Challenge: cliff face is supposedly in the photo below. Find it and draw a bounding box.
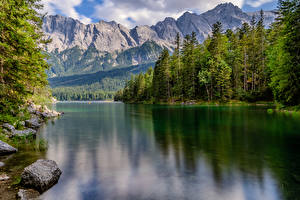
[43,15,169,53]
[152,3,276,43]
[43,3,276,77]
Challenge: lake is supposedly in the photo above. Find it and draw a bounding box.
[35,102,300,199]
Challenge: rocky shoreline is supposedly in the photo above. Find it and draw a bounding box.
[1,103,62,139]
[0,103,63,199]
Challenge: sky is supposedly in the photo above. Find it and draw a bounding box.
[41,0,278,27]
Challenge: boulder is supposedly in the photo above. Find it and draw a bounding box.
[2,123,15,132]
[0,162,4,167]
[21,159,62,193]
[13,129,37,138]
[0,174,9,181]
[17,189,40,200]
[27,103,42,114]
[0,140,17,155]
[25,118,41,129]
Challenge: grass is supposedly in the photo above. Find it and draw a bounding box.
[0,131,48,152]
[11,176,21,186]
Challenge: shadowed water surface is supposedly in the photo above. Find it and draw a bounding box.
[37,102,300,200]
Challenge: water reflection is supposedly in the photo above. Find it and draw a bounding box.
[39,103,300,200]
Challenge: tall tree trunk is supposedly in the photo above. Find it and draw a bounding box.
[0,59,4,84]
[243,47,247,91]
[210,79,213,101]
[261,36,265,87]
[252,72,254,91]
[205,84,210,101]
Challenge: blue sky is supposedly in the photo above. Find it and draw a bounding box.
[42,0,278,27]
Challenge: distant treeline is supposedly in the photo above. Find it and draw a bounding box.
[115,0,300,108]
[52,84,115,101]
[49,64,155,101]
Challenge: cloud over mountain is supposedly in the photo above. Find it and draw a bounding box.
[41,0,276,27]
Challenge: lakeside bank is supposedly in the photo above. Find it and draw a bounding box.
[0,102,62,199]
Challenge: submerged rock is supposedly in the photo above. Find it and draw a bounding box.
[17,189,40,200]
[0,140,17,155]
[21,159,62,193]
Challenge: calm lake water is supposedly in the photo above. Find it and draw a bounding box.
[35,102,300,200]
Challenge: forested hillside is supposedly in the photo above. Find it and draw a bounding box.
[50,63,154,100]
[116,0,300,109]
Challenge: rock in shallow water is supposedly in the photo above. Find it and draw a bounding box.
[21,159,62,193]
[0,140,17,155]
[17,189,40,200]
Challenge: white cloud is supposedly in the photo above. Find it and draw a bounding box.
[41,0,92,24]
[246,0,274,7]
[40,0,274,27]
[93,0,246,28]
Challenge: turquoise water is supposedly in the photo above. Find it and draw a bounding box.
[38,102,300,200]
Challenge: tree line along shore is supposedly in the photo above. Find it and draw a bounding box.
[115,0,300,112]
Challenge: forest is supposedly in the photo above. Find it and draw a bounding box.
[115,0,300,108]
[52,83,115,101]
[0,0,51,123]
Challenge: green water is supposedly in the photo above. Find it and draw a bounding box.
[9,102,300,200]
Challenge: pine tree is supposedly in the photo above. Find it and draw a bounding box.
[153,49,170,102]
[225,29,243,95]
[0,0,50,120]
[170,33,182,98]
[268,0,300,106]
[239,23,251,92]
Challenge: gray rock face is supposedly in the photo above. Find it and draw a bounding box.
[17,189,40,200]
[153,3,277,43]
[0,140,17,155]
[25,118,41,129]
[2,123,36,138]
[43,15,169,53]
[2,123,15,132]
[13,129,37,138]
[21,159,62,193]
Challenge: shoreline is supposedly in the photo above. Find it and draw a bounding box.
[121,100,275,106]
[0,102,62,199]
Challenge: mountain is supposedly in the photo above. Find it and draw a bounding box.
[152,3,276,43]
[44,3,276,88]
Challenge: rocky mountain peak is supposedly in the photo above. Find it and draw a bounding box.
[43,3,277,77]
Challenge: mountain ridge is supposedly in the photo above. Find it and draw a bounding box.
[43,3,276,78]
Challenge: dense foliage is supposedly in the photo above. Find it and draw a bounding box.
[52,83,115,101]
[117,0,300,107]
[267,0,300,106]
[0,0,50,122]
[49,63,155,101]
